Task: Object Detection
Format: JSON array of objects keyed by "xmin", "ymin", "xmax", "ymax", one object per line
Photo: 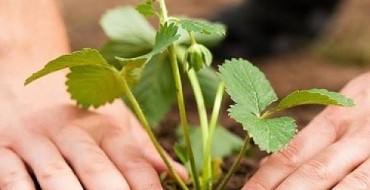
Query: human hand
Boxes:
[
  {"xmin": 0, "ymin": 68, "xmax": 187, "ymax": 190},
  {"xmin": 243, "ymin": 72, "xmax": 370, "ymax": 190},
  {"xmin": 0, "ymin": 1, "xmax": 186, "ymax": 189}
]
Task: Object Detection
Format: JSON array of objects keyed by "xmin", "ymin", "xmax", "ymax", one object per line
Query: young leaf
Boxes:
[
  {"xmin": 129, "ymin": 54, "xmax": 176, "ymax": 127},
  {"xmin": 116, "ymin": 57, "xmax": 149, "ymax": 87},
  {"xmin": 229, "ymin": 104, "xmax": 297, "ymax": 153},
  {"xmin": 100, "ymin": 40, "xmax": 153, "ymax": 68},
  {"xmin": 219, "ymin": 58, "xmax": 278, "ymax": 115},
  {"xmin": 178, "ymin": 19, "xmax": 226, "ymax": 35},
  {"xmin": 275, "ymin": 89, "xmax": 355, "ymax": 112},
  {"xmin": 25, "ymin": 48, "xmax": 110, "ymax": 85},
  {"xmin": 100, "ymin": 6, "xmax": 155, "ymax": 44},
  {"xmin": 25, "ymin": 48, "xmax": 125, "ymax": 109},
  {"xmin": 184, "ymin": 43, "xmax": 213, "ymax": 71},
  {"xmin": 150, "ymin": 22, "xmax": 180, "ymax": 56},
  {"xmin": 67, "ymin": 66, "xmax": 125, "ymax": 109},
  {"xmin": 136, "ymin": 3, "xmax": 157, "ymax": 17},
  {"xmin": 99, "ymin": 6, "xmax": 158, "ymax": 71},
  {"xmin": 175, "ymin": 27, "xmax": 225, "ymax": 47},
  {"xmin": 197, "ymin": 67, "xmax": 220, "ymax": 108},
  {"xmin": 114, "ymin": 22, "xmax": 180, "ymax": 63},
  {"xmin": 174, "ymin": 143, "xmax": 189, "ymax": 168},
  {"xmin": 113, "ymin": 22, "xmax": 180, "ymax": 91},
  {"xmin": 178, "ymin": 125, "xmax": 243, "ymax": 171}
]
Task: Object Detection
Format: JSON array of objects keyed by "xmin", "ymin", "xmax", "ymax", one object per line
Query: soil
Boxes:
[{"xmin": 57, "ymin": 0, "xmax": 370, "ymax": 189}]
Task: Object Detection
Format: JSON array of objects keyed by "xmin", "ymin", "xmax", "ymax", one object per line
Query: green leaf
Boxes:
[
  {"xmin": 25, "ymin": 48, "xmax": 125, "ymax": 109},
  {"xmin": 136, "ymin": 3, "xmax": 157, "ymax": 17},
  {"xmin": 100, "ymin": 6, "xmax": 155, "ymax": 44},
  {"xmin": 219, "ymin": 58, "xmax": 278, "ymax": 115},
  {"xmin": 178, "ymin": 19, "xmax": 226, "ymax": 35},
  {"xmin": 184, "ymin": 43, "xmax": 213, "ymax": 71},
  {"xmin": 229, "ymin": 104, "xmax": 297, "ymax": 153},
  {"xmin": 210, "ymin": 127, "xmax": 244, "ymax": 159},
  {"xmin": 111, "ymin": 22, "xmax": 179, "ymax": 91},
  {"xmin": 178, "ymin": 125, "xmax": 243, "ymax": 171},
  {"xmin": 25, "ymin": 48, "xmax": 110, "ymax": 85},
  {"xmin": 129, "ymin": 53, "xmax": 176, "ymax": 127},
  {"xmin": 67, "ymin": 66, "xmax": 124, "ymax": 109},
  {"xmin": 114, "ymin": 21, "xmax": 180, "ymax": 66},
  {"xmin": 173, "ymin": 143, "xmax": 189, "ymax": 167},
  {"xmin": 197, "ymin": 67, "xmax": 220, "ymax": 108},
  {"xmin": 113, "ymin": 22, "xmax": 179, "ymax": 87},
  {"xmin": 176, "ymin": 27, "xmax": 225, "ymax": 47},
  {"xmin": 150, "ymin": 22, "xmax": 180, "ymax": 56},
  {"xmin": 99, "ymin": 6, "xmax": 155, "ymax": 68},
  {"xmin": 100, "ymin": 40, "xmax": 153, "ymax": 69},
  {"xmin": 116, "ymin": 57, "xmax": 149, "ymax": 87},
  {"xmin": 276, "ymin": 89, "xmax": 355, "ymax": 111},
  {"xmin": 192, "ymin": 32, "xmax": 226, "ymax": 47}
]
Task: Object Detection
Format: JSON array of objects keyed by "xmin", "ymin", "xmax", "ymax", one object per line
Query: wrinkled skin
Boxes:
[
  {"xmin": 0, "ymin": 0, "xmax": 186, "ymax": 190},
  {"xmin": 243, "ymin": 72, "xmax": 370, "ymax": 190}
]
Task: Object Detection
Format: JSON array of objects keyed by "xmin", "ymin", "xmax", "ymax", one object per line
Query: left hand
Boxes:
[{"xmin": 243, "ymin": 72, "xmax": 370, "ymax": 190}]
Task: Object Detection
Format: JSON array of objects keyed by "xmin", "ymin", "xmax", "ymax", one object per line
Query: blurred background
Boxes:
[
  {"xmin": 59, "ymin": 0, "xmax": 370, "ymax": 124},
  {"xmin": 60, "ymin": 0, "xmax": 242, "ymax": 49}
]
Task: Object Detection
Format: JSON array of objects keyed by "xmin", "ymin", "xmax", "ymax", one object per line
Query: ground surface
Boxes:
[{"xmin": 59, "ymin": 0, "xmax": 370, "ymax": 189}]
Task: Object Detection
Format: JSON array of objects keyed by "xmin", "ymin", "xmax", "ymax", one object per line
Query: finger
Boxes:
[
  {"xmin": 13, "ymin": 132, "xmax": 82, "ymax": 190},
  {"xmin": 96, "ymin": 101, "xmax": 187, "ymax": 181},
  {"xmin": 243, "ymin": 108, "xmax": 342, "ymax": 190},
  {"xmin": 128, "ymin": 114, "xmax": 188, "ymax": 180},
  {"xmin": 276, "ymin": 122, "xmax": 370, "ymax": 189},
  {"xmin": 0, "ymin": 148, "xmax": 34, "ymax": 190},
  {"xmin": 101, "ymin": 128, "xmax": 164, "ymax": 190},
  {"xmin": 259, "ymin": 156, "xmax": 270, "ymax": 167},
  {"xmin": 333, "ymin": 158, "xmax": 370, "ymax": 190},
  {"xmin": 49, "ymin": 125, "xmax": 130, "ymax": 190}
]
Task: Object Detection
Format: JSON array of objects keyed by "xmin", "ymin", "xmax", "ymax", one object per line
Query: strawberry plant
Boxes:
[{"xmin": 25, "ymin": 0, "xmax": 354, "ymax": 189}]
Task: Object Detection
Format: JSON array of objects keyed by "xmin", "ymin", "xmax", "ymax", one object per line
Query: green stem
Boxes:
[
  {"xmin": 168, "ymin": 45, "xmax": 201, "ymax": 190},
  {"xmin": 158, "ymin": 1, "xmax": 200, "ymax": 189},
  {"xmin": 158, "ymin": 0, "xmax": 168, "ymax": 22},
  {"xmin": 216, "ymin": 135, "xmax": 250, "ymax": 190},
  {"xmin": 119, "ymin": 76, "xmax": 188, "ymax": 190},
  {"xmin": 204, "ymin": 83, "xmax": 225, "ymax": 190},
  {"xmin": 188, "ymin": 32, "xmax": 197, "ymax": 45},
  {"xmin": 261, "ymin": 106, "xmax": 288, "ymax": 119},
  {"xmin": 187, "ymin": 69, "xmax": 210, "ymax": 190}
]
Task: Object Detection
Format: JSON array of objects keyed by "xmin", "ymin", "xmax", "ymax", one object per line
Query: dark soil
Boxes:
[{"xmin": 55, "ymin": 0, "xmax": 370, "ymax": 189}]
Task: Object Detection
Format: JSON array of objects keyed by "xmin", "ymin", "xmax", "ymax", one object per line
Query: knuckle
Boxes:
[
  {"xmin": 82, "ymin": 153, "xmax": 112, "ymax": 174},
  {"xmin": 71, "ymin": 136, "xmax": 115, "ymax": 175},
  {"xmin": 299, "ymin": 159, "xmax": 329, "ymax": 181},
  {"xmin": 274, "ymin": 143, "xmax": 303, "ymax": 169},
  {"xmin": 122, "ymin": 157, "xmax": 149, "ymax": 171},
  {"xmin": 0, "ymin": 170, "xmax": 30, "ymax": 190},
  {"xmin": 341, "ymin": 170, "xmax": 370, "ymax": 189},
  {"xmin": 321, "ymin": 111, "xmax": 342, "ymax": 133},
  {"xmin": 39, "ymin": 161, "xmax": 72, "ymax": 180},
  {"xmin": 103, "ymin": 124, "xmax": 127, "ymax": 139},
  {"xmin": 23, "ymin": 121, "xmax": 45, "ymax": 135}
]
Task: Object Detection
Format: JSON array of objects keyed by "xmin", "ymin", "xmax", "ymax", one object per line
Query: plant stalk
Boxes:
[
  {"xmin": 204, "ymin": 83, "xmax": 225, "ymax": 190},
  {"xmin": 187, "ymin": 69, "xmax": 210, "ymax": 190},
  {"xmin": 158, "ymin": 0, "xmax": 200, "ymax": 189},
  {"xmin": 216, "ymin": 135, "xmax": 250, "ymax": 190},
  {"xmin": 119, "ymin": 76, "xmax": 188, "ymax": 190},
  {"xmin": 168, "ymin": 45, "xmax": 201, "ymax": 190},
  {"xmin": 158, "ymin": 0, "xmax": 168, "ymax": 22},
  {"xmin": 188, "ymin": 32, "xmax": 197, "ymax": 45}
]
